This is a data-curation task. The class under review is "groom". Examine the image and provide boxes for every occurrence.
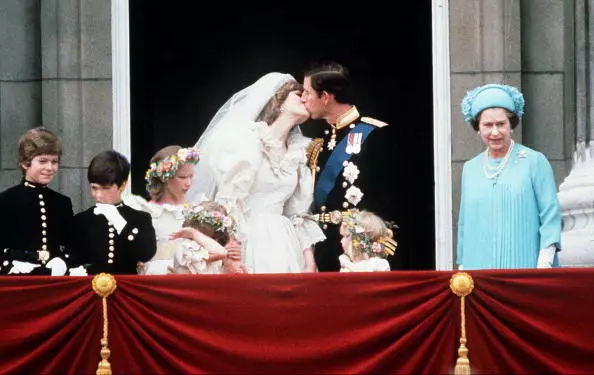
[301,61,403,272]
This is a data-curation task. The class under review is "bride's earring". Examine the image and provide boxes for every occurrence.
[280,104,286,113]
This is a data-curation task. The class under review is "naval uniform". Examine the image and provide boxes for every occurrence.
[71,203,157,275]
[0,179,74,275]
[309,106,403,271]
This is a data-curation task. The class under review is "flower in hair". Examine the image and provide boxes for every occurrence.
[342,209,396,259]
[182,204,237,236]
[145,147,200,192]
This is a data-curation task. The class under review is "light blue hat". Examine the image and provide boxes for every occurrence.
[460,84,525,124]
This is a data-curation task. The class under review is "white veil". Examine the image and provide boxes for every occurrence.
[186,72,296,204]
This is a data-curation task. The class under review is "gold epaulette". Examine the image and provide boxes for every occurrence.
[360,116,388,128]
[306,138,324,176]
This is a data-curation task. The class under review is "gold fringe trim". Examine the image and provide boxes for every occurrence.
[450,272,474,375]
[92,273,117,375]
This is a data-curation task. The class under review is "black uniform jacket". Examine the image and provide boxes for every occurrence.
[71,203,156,275]
[311,107,404,271]
[0,180,74,275]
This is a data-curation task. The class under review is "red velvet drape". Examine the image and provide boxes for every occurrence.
[109,272,455,374]
[0,277,99,374]
[2,269,594,374]
[465,268,594,374]
[0,272,455,374]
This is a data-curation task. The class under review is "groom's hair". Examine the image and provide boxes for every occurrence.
[88,150,130,187]
[304,61,354,104]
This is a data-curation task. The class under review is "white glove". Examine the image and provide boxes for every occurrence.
[94,203,127,234]
[9,260,40,274]
[45,257,68,276]
[458,264,464,271]
[537,245,556,269]
[68,265,88,276]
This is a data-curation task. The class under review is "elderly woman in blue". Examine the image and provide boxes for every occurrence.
[457,84,562,270]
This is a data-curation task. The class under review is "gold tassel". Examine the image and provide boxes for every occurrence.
[450,272,474,375]
[92,273,117,375]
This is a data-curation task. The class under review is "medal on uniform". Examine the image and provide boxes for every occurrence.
[327,126,337,151]
[346,133,362,154]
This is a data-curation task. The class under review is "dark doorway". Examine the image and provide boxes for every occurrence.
[129,1,435,270]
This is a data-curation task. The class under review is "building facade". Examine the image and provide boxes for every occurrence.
[1,0,591,268]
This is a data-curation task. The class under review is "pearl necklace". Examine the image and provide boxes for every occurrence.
[483,140,515,179]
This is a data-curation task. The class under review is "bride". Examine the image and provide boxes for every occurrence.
[187,72,325,273]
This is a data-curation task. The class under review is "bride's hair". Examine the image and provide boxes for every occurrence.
[147,145,181,201]
[256,80,303,124]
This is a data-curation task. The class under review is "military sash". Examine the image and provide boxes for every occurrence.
[314,123,375,208]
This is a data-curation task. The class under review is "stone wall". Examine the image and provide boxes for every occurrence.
[0,0,113,213]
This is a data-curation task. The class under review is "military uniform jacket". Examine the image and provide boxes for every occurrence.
[0,180,74,275]
[71,203,157,275]
[310,106,403,271]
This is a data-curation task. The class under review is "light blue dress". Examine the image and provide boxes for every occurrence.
[457,143,561,269]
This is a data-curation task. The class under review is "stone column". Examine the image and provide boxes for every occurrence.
[41,0,113,212]
[557,0,594,267]
[449,0,522,263]
[0,0,41,189]
[520,0,573,187]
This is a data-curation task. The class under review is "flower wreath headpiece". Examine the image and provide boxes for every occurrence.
[182,203,237,236]
[460,84,525,124]
[145,147,200,193]
[342,209,397,259]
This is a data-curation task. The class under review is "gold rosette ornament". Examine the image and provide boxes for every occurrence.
[92,273,117,375]
[450,272,474,375]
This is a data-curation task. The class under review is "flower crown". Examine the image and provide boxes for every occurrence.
[461,84,525,124]
[182,203,236,236]
[145,147,200,192]
[342,209,397,259]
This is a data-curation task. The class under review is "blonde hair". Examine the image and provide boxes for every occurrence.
[18,127,62,175]
[146,145,181,201]
[358,210,394,243]
[341,209,397,259]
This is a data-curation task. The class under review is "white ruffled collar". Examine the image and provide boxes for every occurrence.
[123,194,186,219]
[253,122,308,176]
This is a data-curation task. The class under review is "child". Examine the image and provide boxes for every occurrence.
[170,201,246,274]
[124,145,201,275]
[338,209,397,272]
[0,127,74,276]
[71,150,157,275]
